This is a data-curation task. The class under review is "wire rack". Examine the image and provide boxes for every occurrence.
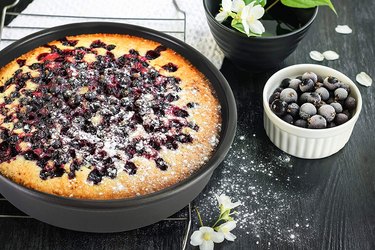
[0,1,191,249]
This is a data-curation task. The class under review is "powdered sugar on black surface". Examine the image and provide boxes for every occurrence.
[193,123,315,246]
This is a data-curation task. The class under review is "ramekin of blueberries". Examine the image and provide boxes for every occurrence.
[263,64,362,159]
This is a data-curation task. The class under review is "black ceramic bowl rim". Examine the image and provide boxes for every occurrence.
[0,22,237,209]
[203,0,318,40]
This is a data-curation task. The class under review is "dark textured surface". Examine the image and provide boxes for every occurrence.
[1,0,375,249]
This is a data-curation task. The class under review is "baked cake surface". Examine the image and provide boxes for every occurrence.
[0,34,221,199]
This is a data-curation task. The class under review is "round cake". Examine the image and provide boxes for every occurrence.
[0,34,221,199]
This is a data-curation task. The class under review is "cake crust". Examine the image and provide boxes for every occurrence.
[0,34,221,199]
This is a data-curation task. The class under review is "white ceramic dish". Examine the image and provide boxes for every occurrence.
[263,64,362,159]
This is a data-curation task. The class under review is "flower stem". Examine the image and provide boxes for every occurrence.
[212,218,224,228]
[195,207,204,227]
[265,0,280,12]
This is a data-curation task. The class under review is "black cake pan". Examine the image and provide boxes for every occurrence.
[0,22,237,232]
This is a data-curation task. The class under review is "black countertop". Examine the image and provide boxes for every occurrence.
[1,0,374,249]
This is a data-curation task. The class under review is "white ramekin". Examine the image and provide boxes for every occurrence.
[263,64,362,159]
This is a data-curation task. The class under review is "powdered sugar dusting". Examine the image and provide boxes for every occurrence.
[193,125,315,246]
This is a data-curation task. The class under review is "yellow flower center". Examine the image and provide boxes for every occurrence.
[247,15,255,24]
[203,232,211,241]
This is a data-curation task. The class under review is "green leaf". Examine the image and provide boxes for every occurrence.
[231,18,246,34]
[281,0,337,14]
[244,0,267,7]
[220,209,232,221]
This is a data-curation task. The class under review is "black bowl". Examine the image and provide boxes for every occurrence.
[203,0,318,70]
[0,22,237,232]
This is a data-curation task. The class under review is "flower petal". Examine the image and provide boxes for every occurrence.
[249,20,265,34]
[215,11,229,22]
[240,5,250,20]
[231,0,245,12]
[309,51,324,61]
[356,72,372,87]
[335,25,352,34]
[211,231,225,243]
[323,50,339,61]
[222,0,232,11]
[225,232,237,241]
[221,221,237,231]
[215,11,229,23]
[190,231,203,246]
[199,226,214,233]
[249,5,265,20]
[200,240,214,250]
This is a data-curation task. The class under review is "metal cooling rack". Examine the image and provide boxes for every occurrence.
[0,1,191,249]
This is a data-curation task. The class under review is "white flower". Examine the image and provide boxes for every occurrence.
[215,194,241,211]
[231,0,245,12]
[217,221,237,241]
[241,2,265,35]
[190,226,225,250]
[215,0,233,22]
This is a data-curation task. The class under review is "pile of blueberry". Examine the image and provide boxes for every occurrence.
[269,72,356,129]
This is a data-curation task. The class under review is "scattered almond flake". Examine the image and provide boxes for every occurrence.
[239,135,245,140]
[335,25,352,34]
[323,50,339,61]
[309,51,324,61]
[356,72,372,87]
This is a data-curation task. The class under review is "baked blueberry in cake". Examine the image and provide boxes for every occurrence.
[0,34,221,199]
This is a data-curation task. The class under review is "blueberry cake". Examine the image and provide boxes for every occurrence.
[0,34,221,199]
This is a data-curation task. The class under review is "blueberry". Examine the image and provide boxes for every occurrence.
[299,78,314,92]
[344,96,356,110]
[306,92,322,106]
[84,92,96,101]
[315,87,330,101]
[339,82,351,94]
[299,103,317,119]
[323,77,340,91]
[274,87,284,93]
[287,103,299,117]
[87,169,103,184]
[280,78,291,88]
[334,88,348,101]
[155,158,168,171]
[280,88,298,103]
[318,104,336,122]
[316,101,327,110]
[281,114,294,124]
[326,97,335,104]
[317,75,324,83]
[295,119,307,128]
[270,99,288,117]
[299,92,311,103]
[124,161,137,175]
[308,115,327,129]
[288,79,301,91]
[327,122,336,128]
[302,72,318,83]
[330,102,343,113]
[335,113,349,125]
[269,92,280,104]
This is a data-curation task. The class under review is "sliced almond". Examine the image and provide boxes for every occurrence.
[356,72,372,87]
[335,25,352,34]
[309,51,324,61]
[323,51,339,61]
